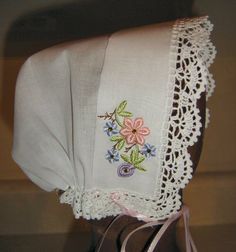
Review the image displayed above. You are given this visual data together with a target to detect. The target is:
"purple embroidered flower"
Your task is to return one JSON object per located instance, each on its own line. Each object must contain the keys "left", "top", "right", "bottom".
{"left": 117, "top": 163, "right": 135, "bottom": 177}
{"left": 105, "top": 149, "right": 120, "bottom": 163}
{"left": 103, "top": 121, "right": 119, "bottom": 136}
{"left": 141, "top": 143, "right": 156, "bottom": 158}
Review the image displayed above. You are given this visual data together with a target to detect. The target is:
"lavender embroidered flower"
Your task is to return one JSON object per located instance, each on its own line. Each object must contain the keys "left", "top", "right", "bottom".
{"left": 117, "top": 163, "right": 135, "bottom": 177}
{"left": 141, "top": 143, "right": 157, "bottom": 158}
{"left": 103, "top": 121, "right": 119, "bottom": 136}
{"left": 105, "top": 149, "right": 120, "bottom": 163}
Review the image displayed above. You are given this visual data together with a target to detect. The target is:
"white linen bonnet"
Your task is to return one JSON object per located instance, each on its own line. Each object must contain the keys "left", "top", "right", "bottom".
{"left": 12, "top": 16, "right": 216, "bottom": 222}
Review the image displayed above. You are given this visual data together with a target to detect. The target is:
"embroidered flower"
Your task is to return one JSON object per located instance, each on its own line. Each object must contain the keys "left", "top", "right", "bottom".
{"left": 103, "top": 121, "right": 119, "bottom": 136}
{"left": 105, "top": 149, "right": 120, "bottom": 163}
{"left": 141, "top": 143, "right": 157, "bottom": 158}
{"left": 120, "top": 117, "right": 150, "bottom": 145}
{"left": 98, "top": 100, "right": 157, "bottom": 177}
{"left": 117, "top": 163, "right": 135, "bottom": 177}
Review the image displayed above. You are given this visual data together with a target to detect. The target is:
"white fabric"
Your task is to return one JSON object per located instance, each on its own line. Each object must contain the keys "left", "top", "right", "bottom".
{"left": 12, "top": 16, "right": 216, "bottom": 220}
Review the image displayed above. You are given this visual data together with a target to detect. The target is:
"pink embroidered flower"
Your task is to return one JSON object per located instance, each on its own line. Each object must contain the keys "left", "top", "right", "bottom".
{"left": 120, "top": 117, "right": 150, "bottom": 145}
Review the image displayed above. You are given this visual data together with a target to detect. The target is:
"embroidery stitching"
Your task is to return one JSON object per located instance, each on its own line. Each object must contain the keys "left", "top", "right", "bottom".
{"left": 98, "top": 100, "right": 157, "bottom": 177}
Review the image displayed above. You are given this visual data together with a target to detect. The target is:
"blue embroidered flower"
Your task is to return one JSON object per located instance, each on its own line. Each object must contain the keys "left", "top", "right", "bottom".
{"left": 141, "top": 143, "right": 156, "bottom": 158}
{"left": 105, "top": 149, "right": 120, "bottom": 163}
{"left": 103, "top": 121, "right": 119, "bottom": 136}
{"left": 117, "top": 163, "right": 135, "bottom": 177}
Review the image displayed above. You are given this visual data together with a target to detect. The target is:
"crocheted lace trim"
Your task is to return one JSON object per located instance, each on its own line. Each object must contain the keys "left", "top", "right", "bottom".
{"left": 59, "top": 16, "right": 216, "bottom": 220}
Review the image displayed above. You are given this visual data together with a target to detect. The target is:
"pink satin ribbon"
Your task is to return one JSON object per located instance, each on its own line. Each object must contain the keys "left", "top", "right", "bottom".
{"left": 96, "top": 193, "right": 197, "bottom": 252}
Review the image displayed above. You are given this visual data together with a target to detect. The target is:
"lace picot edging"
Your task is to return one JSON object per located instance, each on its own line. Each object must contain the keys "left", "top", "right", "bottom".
{"left": 58, "top": 16, "right": 216, "bottom": 221}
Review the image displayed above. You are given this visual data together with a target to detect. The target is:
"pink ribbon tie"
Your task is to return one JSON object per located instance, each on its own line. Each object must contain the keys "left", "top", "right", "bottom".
{"left": 96, "top": 194, "right": 197, "bottom": 252}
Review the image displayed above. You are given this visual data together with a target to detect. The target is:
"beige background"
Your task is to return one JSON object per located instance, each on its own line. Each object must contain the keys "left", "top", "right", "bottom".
{"left": 0, "top": 0, "right": 235, "bottom": 251}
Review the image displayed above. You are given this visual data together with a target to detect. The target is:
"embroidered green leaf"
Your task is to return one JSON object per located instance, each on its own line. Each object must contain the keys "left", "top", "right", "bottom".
{"left": 117, "top": 100, "right": 127, "bottom": 114}
{"left": 115, "top": 109, "right": 124, "bottom": 127}
{"left": 130, "top": 150, "right": 136, "bottom": 163}
{"left": 110, "top": 135, "right": 123, "bottom": 142}
{"left": 119, "top": 111, "right": 133, "bottom": 117}
{"left": 135, "top": 164, "right": 147, "bottom": 171}
{"left": 121, "top": 154, "right": 131, "bottom": 163}
{"left": 134, "top": 156, "right": 145, "bottom": 165}
{"left": 134, "top": 146, "right": 139, "bottom": 160}
{"left": 117, "top": 139, "right": 125, "bottom": 150}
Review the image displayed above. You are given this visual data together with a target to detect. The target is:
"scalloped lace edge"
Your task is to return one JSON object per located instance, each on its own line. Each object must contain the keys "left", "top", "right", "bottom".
{"left": 58, "top": 16, "right": 216, "bottom": 221}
